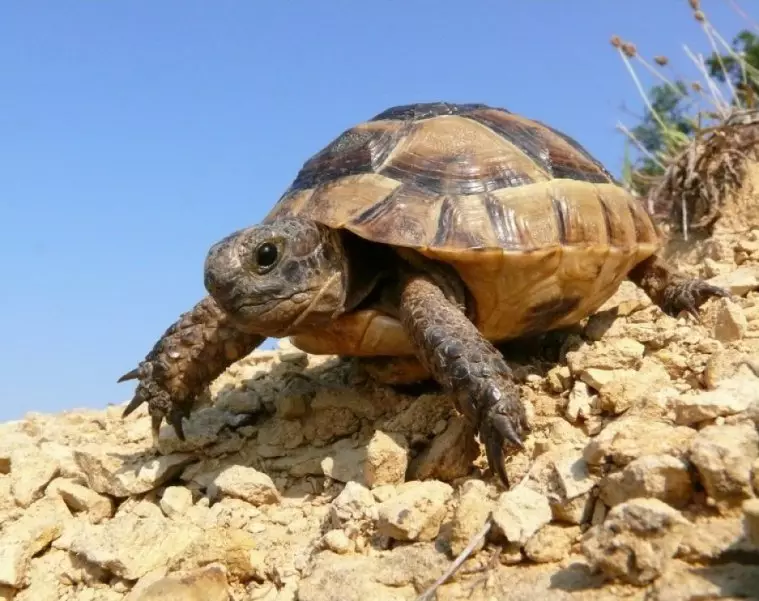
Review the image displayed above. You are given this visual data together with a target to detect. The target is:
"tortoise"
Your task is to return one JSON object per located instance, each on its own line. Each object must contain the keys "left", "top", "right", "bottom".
{"left": 119, "top": 102, "right": 728, "bottom": 485}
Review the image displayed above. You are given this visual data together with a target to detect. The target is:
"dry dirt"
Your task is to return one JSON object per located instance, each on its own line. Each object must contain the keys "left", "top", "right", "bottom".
{"left": 3, "top": 225, "right": 759, "bottom": 600}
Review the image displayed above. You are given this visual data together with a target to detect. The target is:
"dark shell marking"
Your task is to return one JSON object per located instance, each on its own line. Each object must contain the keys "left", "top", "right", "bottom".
{"left": 263, "top": 102, "right": 654, "bottom": 256}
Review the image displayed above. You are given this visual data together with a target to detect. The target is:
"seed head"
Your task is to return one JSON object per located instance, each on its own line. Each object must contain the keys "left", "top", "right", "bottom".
{"left": 688, "top": 0, "right": 700, "bottom": 10}
{"left": 691, "top": 81, "right": 703, "bottom": 92}
{"left": 694, "top": 10, "right": 705, "bottom": 22}
{"left": 610, "top": 35, "right": 622, "bottom": 48}
{"left": 654, "top": 55, "right": 669, "bottom": 66}
{"left": 622, "top": 42, "right": 637, "bottom": 58}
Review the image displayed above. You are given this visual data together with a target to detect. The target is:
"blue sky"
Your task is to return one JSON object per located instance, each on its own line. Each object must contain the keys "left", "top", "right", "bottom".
{"left": 0, "top": 1, "right": 751, "bottom": 421}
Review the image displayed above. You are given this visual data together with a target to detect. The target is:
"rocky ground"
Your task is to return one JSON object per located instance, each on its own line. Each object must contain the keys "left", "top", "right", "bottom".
{"left": 3, "top": 229, "right": 759, "bottom": 600}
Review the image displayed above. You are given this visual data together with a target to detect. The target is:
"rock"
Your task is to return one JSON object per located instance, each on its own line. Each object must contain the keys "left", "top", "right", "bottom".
{"left": 9, "top": 447, "right": 60, "bottom": 508}
{"left": 523, "top": 524, "right": 580, "bottom": 563}
{"left": 300, "top": 390, "right": 364, "bottom": 444}
{"left": 671, "top": 373, "right": 759, "bottom": 425}
{"left": 547, "top": 451, "right": 597, "bottom": 501}
{"left": 46, "top": 478, "right": 114, "bottom": 523}
{"left": 564, "top": 381, "right": 595, "bottom": 423}
{"left": 321, "top": 529, "right": 353, "bottom": 554}
{"left": 583, "top": 417, "right": 696, "bottom": 466}
{"left": 677, "top": 516, "right": 745, "bottom": 561}
{"left": 0, "top": 432, "right": 37, "bottom": 475}
{"left": 74, "top": 444, "right": 193, "bottom": 498}
{"left": 159, "top": 486, "right": 193, "bottom": 519}
{"left": 8, "top": 316, "right": 759, "bottom": 600}
{"left": 376, "top": 480, "right": 452, "bottom": 542}
{"left": 600, "top": 454, "right": 693, "bottom": 508}
{"left": 702, "top": 297, "right": 748, "bottom": 341}
{"left": 329, "top": 481, "right": 378, "bottom": 527}
{"left": 409, "top": 416, "right": 478, "bottom": 482}
{"left": 0, "top": 497, "right": 71, "bottom": 588}
{"left": 702, "top": 348, "right": 747, "bottom": 389}
{"left": 168, "top": 528, "right": 261, "bottom": 580}
{"left": 707, "top": 265, "right": 759, "bottom": 295}
{"left": 448, "top": 479, "right": 494, "bottom": 555}
{"left": 364, "top": 431, "right": 408, "bottom": 488}
{"left": 581, "top": 498, "right": 690, "bottom": 585}
{"left": 204, "top": 497, "right": 261, "bottom": 532}
{"left": 491, "top": 486, "right": 552, "bottom": 545}
{"left": 647, "top": 558, "right": 759, "bottom": 601}
{"left": 579, "top": 367, "right": 620, "bottom": 390}
{"left": 566, "top": 337, "right": 645, "bottom": 373}
{"left": 132, "top": 564, "right": 229, "bottom": 601}
{"left": 744, "top": 498, "right": 759, "bottom": 546}
{"left": 597, "top": 360, "right": 672, "bottom": 415}
{"left": 689, "top": 423, "right": 759, "bottom": 505}
{"left": 296, "top": 552, "right": 418, "bottom": 601}
{"left": 596, "top": 280, "right": 652, "bottom": 315}
{"left": 213, "top": 387, "right": 262, "bottom": 415}
{"left": 156, "top": 407, "right": 243, "bottom": 453}
{"left": 551, "top": 492, "right": 595, "bottom": 525}
{"left": 211, "top": 465, "right": 280, "bottom": 506}
{"left": 545, "top": 365, "right": 572, "bottom": 393}
{"left": 524, "top": 447, "right": 597, "bottom": 505}
{"left": 10, "top": 547, "right": 110, "bottom": 601}
{"left": 320, "top": 444, "right": 365, "bottom": 484}
{"left": 65, "top": 514, "right": 203, "bottom": 580}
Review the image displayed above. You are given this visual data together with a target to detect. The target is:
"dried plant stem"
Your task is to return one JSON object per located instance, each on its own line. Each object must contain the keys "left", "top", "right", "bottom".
{"left": 701, "top": 19, "right": 742, "bottom": 108}
{"left": 707, "top": 18, "right": 752, "bottom": 89}
{"left": 616, "top": 122, "right": 667, "bottom": 170}
{"left": 617, "top": 48, "right": 669, "bottom": 131}
{"left": 726, "top": 0, "right": 759, "bottom": 33}
{"left": 414, "top": 517, "right": 494, "bottom": 601}
{"left": 635, "top": 55, "right": 688, "bottom": 99}
{"left": 683, "top": 44, "right": 731, "bottom": 116}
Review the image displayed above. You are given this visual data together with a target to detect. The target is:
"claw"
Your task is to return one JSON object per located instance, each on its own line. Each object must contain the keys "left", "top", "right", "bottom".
{"left": 485, "top": 432, "right": 510, "bottom": 488}
{"left": 150, "top": 414, "right": 163, "bottom": 440}
{"left": 664, "top": 280, "right": 731, "bottom": 320}
{"left": 117, "top": 367, "right": 141, "bottom": 383}
{"left": 492, "top": 413, "right": 524, "bottom": 450}
{"left": 122, "top": 392, "right": 147, "bottom": 418}
{"left": 168, "top": 406, "right": 187, "bottom": 441}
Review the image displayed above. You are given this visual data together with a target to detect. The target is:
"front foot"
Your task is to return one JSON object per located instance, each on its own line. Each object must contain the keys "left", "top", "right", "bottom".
{"left": 119, "top": 360, "right": 194, "bottom": 440}
{"left": 661, "top": 279, "right": 730, "bottom": 319}
{"left": 399, "top": 274, "right": 530, "bottom": 487}
{"left": 118, "top": 296, "right": 265, "bottom": 440}
{"left": 467, "top": 379, "right": 529, "bottom": 486}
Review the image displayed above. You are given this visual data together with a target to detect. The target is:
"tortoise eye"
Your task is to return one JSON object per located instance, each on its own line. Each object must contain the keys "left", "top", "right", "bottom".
{"left": 255, "top": 242, "right": 279, "bottom": 272}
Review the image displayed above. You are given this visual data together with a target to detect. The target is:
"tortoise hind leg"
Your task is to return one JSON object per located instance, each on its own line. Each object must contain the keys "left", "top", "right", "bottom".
{"left": 398, "top": 274, "right": 528, "bottom": 486}
{"left": 627, "top": 254, "right": 730, "bottom": 318}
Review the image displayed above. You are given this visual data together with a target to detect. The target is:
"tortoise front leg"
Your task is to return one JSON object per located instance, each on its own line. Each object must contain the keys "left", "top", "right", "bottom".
{"left": 627, "top": 253, "right": 730, "bottom": 318}
{"left": 399, "top": 274, "right": 528, "bottom": 486}
{"left": 119, "top": 295, "right": 265, "bottom": 439}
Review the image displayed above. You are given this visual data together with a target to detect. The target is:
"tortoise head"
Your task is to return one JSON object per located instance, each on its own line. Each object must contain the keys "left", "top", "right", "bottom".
{"left": 203, "top": 217, "right": 349, "bottom": 336}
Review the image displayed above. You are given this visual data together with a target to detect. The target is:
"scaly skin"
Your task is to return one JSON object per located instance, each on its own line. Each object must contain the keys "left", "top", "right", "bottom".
{"left": 120, "top": 218, "right": 354, "bottom": 440}
{"left": 119, "top": 295, "right": 265, "bottom": 438}
{"left": 628, "top": 253, "right": 730, "bottom": 318}
{"left": 399, "top": 275, "right": 529, "bottom": 486}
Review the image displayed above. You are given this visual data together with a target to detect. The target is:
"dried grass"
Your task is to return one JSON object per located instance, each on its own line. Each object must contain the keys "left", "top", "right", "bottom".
{"left": 650, "top": 108, "right": 759, "bottom": 234}
{"left": 613, "top": 1, "right": 759, "bottom": 240}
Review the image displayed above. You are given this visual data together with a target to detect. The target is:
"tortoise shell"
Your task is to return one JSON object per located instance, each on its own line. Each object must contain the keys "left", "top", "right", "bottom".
{"left": 263, "top": 102, "right": 660, "bottom": 356}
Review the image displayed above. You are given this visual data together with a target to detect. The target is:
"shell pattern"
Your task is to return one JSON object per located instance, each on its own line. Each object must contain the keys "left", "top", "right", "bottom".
{"left": 264, "top": 102, "right": 660, "bottom": 355}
